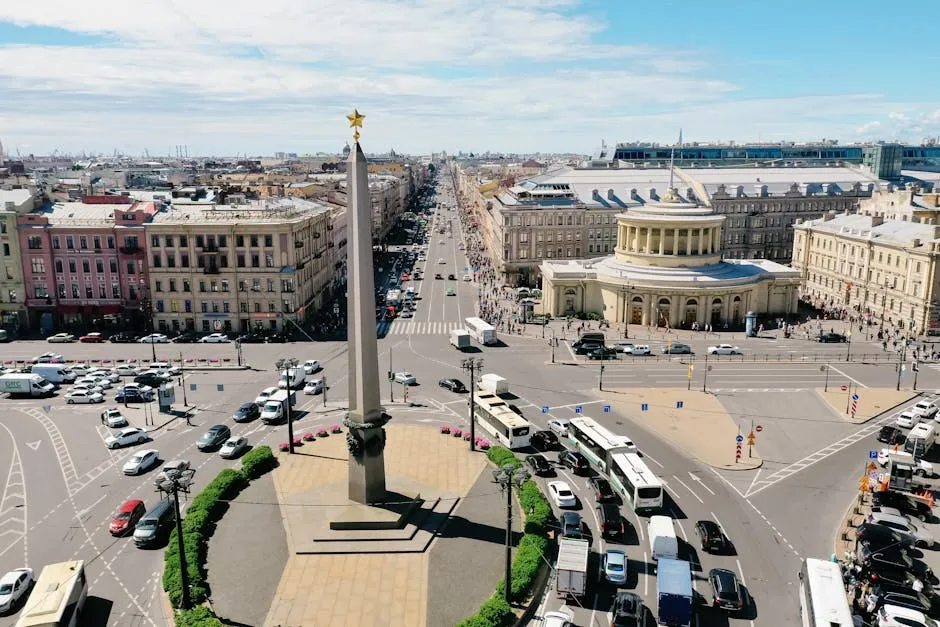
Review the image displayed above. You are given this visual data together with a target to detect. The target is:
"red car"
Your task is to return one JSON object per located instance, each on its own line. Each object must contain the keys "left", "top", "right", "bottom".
{"left": 80, "top": 332, "right": 105, "bottom": 343}
{"left": 109, "top": 499, "right": 146, "bottom": 536}
{"left": 401, "top": 274, "right": 410, "bottom": 281}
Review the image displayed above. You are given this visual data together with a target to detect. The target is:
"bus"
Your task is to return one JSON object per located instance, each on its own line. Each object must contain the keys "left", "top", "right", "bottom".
{"left": 16, "top": 560, "right": 87, "bottom": 627}
{"left": 798, "top": 558, "right": 853, "bottom": 627}
{"left": 470, "top": 391, "right": 532, "bottom": 449}
{"left": 565, "top": 416, "right": 637, "bottom": 473}
{"left": 609, "top": 453, "right": 664, "bottom": 513}
{"left": 464, "top": 317, "right": 497, "bottom": 346}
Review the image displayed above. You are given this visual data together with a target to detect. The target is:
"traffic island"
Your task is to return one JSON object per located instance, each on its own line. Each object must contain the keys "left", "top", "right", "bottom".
{"left": 602, "top": 387, "right": 763, "bottom": 470}
{"left": 815, "top": 388, "right": 917, "bottom": 424}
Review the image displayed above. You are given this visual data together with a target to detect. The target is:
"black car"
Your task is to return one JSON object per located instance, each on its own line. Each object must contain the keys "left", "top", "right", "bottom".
{"left": 877, "top": 426, "right": 907, "bottom": 445}
{"left": 134, "top": 372, "right": 170, "bottom": 387}
{"left": 525, "top": 454, "right": 553, "bottom": 476}
{"left": 235, "top": 333, "right": 266, "bottom": 344}
{"left": 115, "top": 388, "right": 153, "bottom": 403}
{"left": 530, "top": 430, "right": 560, "bottom": 450}
{"left": 856, "top": 522, "right": 914, "bottom": 549}
{"left": 595, "top": 502, "right": 623, "bottom": 539}
{"left": 438, "top": 378, "right": 467, "bottom": 393}
{"left": 708, "top": 568, "right": 744, "bottom": 612}
{"left": 559, "top": 450, "right": 590, "bottom": 475}
{"left": 589, "top": 476, "right": 616, "bottom": 502}
{"left": 434, "top": 273, "right": 443, "bottom": 279}
{"left": 818, "top": 332, "right": 848, "bottom": 343}
{"left": 447, "top": 274, "right": 456, "bottom": 280}
{"left": 574, "top": 343, "right": 603, "bottom": 355}
{"left": 612, "top": 591, "right": 645, "bottom": 626}
{"left": 859, "top": 544, "right": 932, "bottom": 581}
{"left": 865, "top": 562, "right": 921, "bottom": 589}
{"left": 109, "top": 332, "right": 138, "bottom": 343}
{"left": 171, "top": 332, "right": 200, "bottom": 343}
{"left": 233, "top": 402, "right": 260, "bottom": 423}
{"left": 197, "top": 425, "right": 231, "bottom": 451}
{"left": 872, "top": 490, "right": 932, "bottom": 522}
{"left": 264, "top": 332, "right": 289, "bottom": 343}
{"left": 694, "top": 520, "right": 727, "bottom": 553}
{"left": 558, "top": 511, "right": 582, "bottom": 538}
{"left": 873, "top": 583, "right": 935, "bottom": 616}
{"left": 587, "top": 346, "right": 618, "bottom": 360}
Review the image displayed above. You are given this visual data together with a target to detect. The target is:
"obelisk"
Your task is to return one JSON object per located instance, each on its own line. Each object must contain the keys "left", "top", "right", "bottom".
{"left": 343, "top": 110, "right": 389, "bottom": 504}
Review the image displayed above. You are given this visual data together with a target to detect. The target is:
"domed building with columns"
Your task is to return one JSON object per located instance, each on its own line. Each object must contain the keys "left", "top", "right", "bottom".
{"left": 539, "top": 186, "right": 800, "bottom": 328}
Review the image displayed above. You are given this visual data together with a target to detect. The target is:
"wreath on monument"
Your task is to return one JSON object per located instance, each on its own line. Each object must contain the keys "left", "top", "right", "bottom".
{"left": 343, "top": 412, "right": 391, "bottom": 459}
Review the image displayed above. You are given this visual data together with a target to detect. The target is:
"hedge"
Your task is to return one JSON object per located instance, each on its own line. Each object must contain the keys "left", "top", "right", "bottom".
{"left": 163, "top": 452, "right": 275, "bottom": 614}
{"left": 486, "top": 445, "right": 521, "bottom": 470}
{"left": 496, "top": 534, "right": 548, "bottom": 601}
{"left": 457, "top": 594, "right": 515, "bottom": 627}
{"left": 175, "top": 606, "right": 223, "bottom": 627}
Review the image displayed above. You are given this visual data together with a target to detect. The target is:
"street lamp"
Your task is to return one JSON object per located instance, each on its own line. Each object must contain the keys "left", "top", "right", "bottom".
{"left": 880, "top": 280, "right": 889, "bottom": 335}
{"left": 156, "top": 468, "right": 196, "bottom": 610}
{"left": 276, "top": 357, "right": 299, "bottom": 453}
{"left": 461, "top": 357, "right": 484, "bottom": 450}
{"left": 620, "top": 282, "right": 634, "bottom": 339}
{"left": 492, "top": 463, "right": 530, "bottom": 606}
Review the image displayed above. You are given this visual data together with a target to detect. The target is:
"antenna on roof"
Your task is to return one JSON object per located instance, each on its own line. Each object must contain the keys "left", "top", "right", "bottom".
{"left": 668, "top": 129, "right": 682, "bottom": 191}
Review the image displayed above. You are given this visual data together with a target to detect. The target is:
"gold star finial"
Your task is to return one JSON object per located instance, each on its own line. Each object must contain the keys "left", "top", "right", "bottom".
{"left": 346, "top": 109, "right": 365, "bottom": 143}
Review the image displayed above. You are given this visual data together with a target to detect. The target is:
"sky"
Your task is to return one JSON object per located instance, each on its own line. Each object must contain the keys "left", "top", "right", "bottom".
{"left": 1, "top": 0, "right": 939, "bottom": 157}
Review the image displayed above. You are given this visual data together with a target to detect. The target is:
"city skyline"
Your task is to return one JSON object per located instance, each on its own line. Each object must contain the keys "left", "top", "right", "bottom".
{"left": 1, "top": 0, "right": 939, "bottom": 156}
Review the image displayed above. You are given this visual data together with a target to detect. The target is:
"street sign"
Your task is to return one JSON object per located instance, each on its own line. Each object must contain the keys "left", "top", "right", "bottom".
{"left": 676, "top": 401, "right": 684, "bottom": 409}
{"left": 736, "top": 435, "right": 744, "bottom": 443}
{"left": 542, "top": 406, "right": 549, "bottom": 414}
{"left": 852, "top": 394, "right": 859, "bottom": 401}
{"left": 641, "top": 403, "right": 648, "bottom": 411}
{"left": 603, "top": 405, "right": 611, "bottom": 413}
{"left": 747, "top": 436, "right": 756, "bottom": 446}
{"left": 748, "top": 431, "right": 756, "bottom": 439}
{"left": 190, "top": 384, "right": 197, "bottom": 392}
{"left": 841, "top": 385, "right": 848, "bottom": 391}
{"left": 217, "top": 384, "right": 224, "bottom": 392}
{"left": 755, "top": 425, "right": 763, "bottom": 433}
{"left": 867, "top": 462, "right": 877, "bottom": 472}
{"left": 575, "top": 405, "right": 583, "bottom": 414}
{"left": 869, "top": 450, "right": 878, "bottom": 459}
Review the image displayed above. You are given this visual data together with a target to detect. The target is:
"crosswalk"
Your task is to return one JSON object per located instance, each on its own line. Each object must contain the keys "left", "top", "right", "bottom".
{"left": 384, "top": 321, "right": 466, "bottom": 335}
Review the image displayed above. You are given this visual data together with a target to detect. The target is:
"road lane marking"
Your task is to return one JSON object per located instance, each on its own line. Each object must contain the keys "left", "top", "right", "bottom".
{"left": 688, "top": 472, "right": 715, "bottom": 495}
{"left": 672, "top": 475, "right": 704, "bottom": 503}
{"left": 826, "top": 364, "right": 869, "bottom": 388}
{"left": 675, "top": 519, "right": 688, "bottom": 542}
{"left": 744, "top": 468, "right": 762, "bottom": 496}
{"left": 0, "top": 422, "right": 27, "bottom": 564}
{"left": 642, "top": 453, "right": 663, "bottom": 468}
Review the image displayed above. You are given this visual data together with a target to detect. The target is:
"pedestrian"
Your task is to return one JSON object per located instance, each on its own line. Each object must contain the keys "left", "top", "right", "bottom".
{"left": 100, "top": 411, "right": 106, "bottom": 426}
{"left": 913, "top": 577, "right": 924, "bottom": 593}
{"left": 865, "top": 592, "right": 878, "bottom": 615}
{"left": 185, "top": 412, "right": 193, "bottom": 426}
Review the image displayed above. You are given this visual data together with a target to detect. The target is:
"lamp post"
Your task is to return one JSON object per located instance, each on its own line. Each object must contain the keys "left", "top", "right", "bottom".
{"left": 620, "top": 282, "right": 634, "bottom": 339}
{"left": 461, "top": 357, "right": 484, "bottom": 451}
{"left": 156, "top": 468, "right": 196, "bottom": 610}
{"left": 178, "top": 351, "right": 188, "bottom": 407}
{"left": 276, "top": 357, "right": 298, "bottom": 453}
{"left": 492, "top": 463, "right": 530, "bottom": 606}
{"left": 880, "top": 280, "right": 889, "bottom": 335}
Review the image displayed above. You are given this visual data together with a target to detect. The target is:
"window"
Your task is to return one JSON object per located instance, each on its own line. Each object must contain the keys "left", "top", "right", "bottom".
{"left": 28, "top": 236, "right": 42, "bottom": 250}
{"left": 179, "top": 235, "right": 188, "bottom": 247}
{"left": 31, "top": 258, "right": 45, "bottom": 274}
{"left": 165, "top": 235, "right": 173, "bottom": 247}
{"left": 210, "top": 280, "right": 218, "bottom": 292}
{"left": 96, "top": 259, "right": 104, "bottom": 273}
{"left": 69, "top": 259, "right": 77, "bottom": 273}
{"left": 65, "top": 236, "right": 75, "bottom": 249}
{"left": 55, "top": 259, "right": 63, "bottom": 273}
{"left": 181, "top": 253, "right": 189, "bottom": 267}
{"left": 112, "top": 284, "right": 120, "bottom": 298}
{"left": 85, "top": 285, "right": 93, "bottom": 298}
{"left": 107, "top": 236, "right": 115, "bottom": 249}
{"left": 201, "top": 301, "right": 208, "bottom": 313}
{"left": 221, "top": 280, "right": 229, "bottom": 292}
{"left": 51, "top": 236, "right": 59, "bottom": 249}
{"left": 237, "top": 254, "right": 246, "bottom": 268}
{"left": 2, "top": 243, "right": 8, "bottom": 256}
{"left": 166, "top": 253, "right": 175, "bottom": 268}
{"left": 267, "top": 279, "right": 275, "bottom": 292}
{"left": 34, "top": 284, "right": 47, "bottom": 298}
{"left": 251, "top": 235, "right": 259, "bottom": 247}
{"left": 152, "top": 254, "right": 162, "bottom": 268}
{"left": 240, "top": 302, "right": 248, "bottom": 313}
{"left": 98, "top": 284, "right": 106, "bottom": 298}
{"left": 238, "top": 280, "right": 247, "bottom": 291}
{"left": 79, "top": 236, "right": 87, "bottom": 249}
{"left": 223, "top": 301, "right": 230, "bottom": 313}
{"left": 251, "top": 254, "right": 260, "bottom": 268}
{"left": 196, "top": 235, "right": 205, "bottom": 248}
{"left": 155, "top": 280, "right": 163, "bottom": 292}
{"left": 128, "top": 285, "right": 137, "bottom": 299}
{"left": 264, "top": 235, "right": 273, "bottom": 247}
{"left": 268, "top": 302, "right": 276, "bottom": 312}
{"left": 82, "top": 259, "right": 90, "bottom": 273}
{"left": 218, "top": 254, "right": 228, "bottom": 268}
{"left": 183, "top": 279, "right": 191, "bottom": 292}
{"left": 265, "top": 253, "right": 275, "bottom": 267}
{"left": 169, "top": 279, "right": 177, "bottom": 292}
{"left": 252, "top": 279, "right": 261, "bottom": 291}
{"left": 199, "top": 281, "right": 206, "bottom": 292}
{"left": 151, "top": 236, "right": 160, "bottom": 248}
{"left": 236, "top": 235, "right": 245, "bottom": 247}
{"left": 71, "top": 283, "right": 79, "bottom": 298}
{"left": 254, "top": 302, "right": 261, "bottom": 313}
{"left": 123, "top": 236, "right": 138, "bottom": 249}
{"left": 197, "top": 255, "right": 205, "bottom": 269}
{"left": 7, "top": 289, "right": 15, "bottom": 303}
{"left": 109, "top": 258, "right": 117, "bottom": 273}
{"left": 57, "top": 284, "right": 65, "bottom": 298}
{"left": 185, "top": 299, "right": 192, "bottom": 313}
{"left": 211, "top": 301, "right": 219, "bottom": 313}
{"left": 219, "top": 235, "right": 227, "bottom": 247}
{"left": 156, "top": 300, "right": 164, "bottom": 313}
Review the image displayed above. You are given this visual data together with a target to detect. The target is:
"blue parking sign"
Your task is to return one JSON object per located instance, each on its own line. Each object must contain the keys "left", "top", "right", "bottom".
{"left": 676, "top": 401, "right": 684, "bottom": 409}
{"left": 542, "top": 406, "right": 549, "bottom": 414}
{"left": 641, "top": 403, "right": 648, "bottom": 411}
{"left": 575, "top": 405, "right": 583, "bottom": 414}
{"left": 869, "top": 450, "right": 878, "bottom": 459}
{"left": 603, "top": 404, "right": 611, "bottom": 413}
{"left": 217, "top": 384, "right": 224, "bottom": 392}
{"left": 190, "top": 384, "right": 197, "bottom": 392}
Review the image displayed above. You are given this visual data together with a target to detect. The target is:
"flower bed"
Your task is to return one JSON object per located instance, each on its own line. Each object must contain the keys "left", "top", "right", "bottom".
{"left": 302, "top": 432, "right": 315, "bottom": 442}
{"left": 316, "top": 428, "right": 329, "bottom": 438}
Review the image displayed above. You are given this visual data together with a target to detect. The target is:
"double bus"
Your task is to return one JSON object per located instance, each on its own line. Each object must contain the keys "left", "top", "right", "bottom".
{"left": 798, "top": 558, "right": 853, "bottom": 627}
{"left": 16, "top": 560, "right": 87, "bottom": 627}
{"left": 609, "top": 452, "right": 664, "bottom": 513}
{"left": 565, "top": 416, "right": 637, "bottom": 473}
{"left": 470, "top": 391, "right": 532, "bottom": 449}
{"left": 464, "top": 317, "right": 497, "bottom": 346}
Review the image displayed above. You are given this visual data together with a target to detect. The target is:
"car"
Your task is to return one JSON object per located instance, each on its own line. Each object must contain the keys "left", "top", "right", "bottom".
{"left": 303, "top": 378, "right": 325, "bottom": 395}
{"left": 112, "top": 364, "right": 141, "bottom": 377}
{"left": 88, "top": 369, "right": 121, "bottom": 383}
{"left": 530, "top": 430, "right": 560, "bottom": 450}
{"left": 198, "top": 333, "right": 230, "bottom": 343}
{"left": 401, "top": 273, "right": 410, "bottom": 282}
{"left": 708, "top": 344, "right": 741, "bottom": 355}
{"left": 70, "top": 382, "right": 104, "bottom": 395}
{"left": 101, "top": 408, "right": 128, "bottom": 428}
{"left": 134, "top": 371, "right": 170, "bottom": 387}
{"left": 873, "top": 584, "right": 934, "bottom": 616}
{"left": 400, "top": 309, "right": 414, "bottom": 318}
{"left": 543, "top": 610, "right": 574, "bottom": 627}
{"left": 596, "top": 502, "right": 625, "bottom": 539}
{"left": 108, "top": 332, "right": 138, "bottom": 343}
{"left": 219, "top": 436, "right": 249, "bottom": 459}
{"left": 547, "top": 481, "right": 577, "bottom": 508}
{"left": 438, "top": 258, "right": 446, "bottom": 264}
{"left": 109, "top": 500, "right": 146, "bottom": 536}
{"left": 897, "top": 411, "right": 922, "bottom": 429}
{"left": 0, "top": 568, "right": 34, "bottom": 613}
{"left": 525, "top": 454, "right": 553, "bottom": 476}
{"left": 79, "top": 332, "right": 105, "bottom": 343}
{"left": 603, "top": 549, "right": 628, "bottom": 585}
{"left": 856, "top": 523, "right": 915, "bottom": 550}
{"left": 65, "top": 390, "right": 105, "bottom": 404}
{"left": 462, "top": 274, "right": 472, "bottom": 281}
{"left": 197, "top": 425, "right": 232, "bottom": 451}
{"left": 694, "top": 520, "right": 727, "bottom": 553}
{"left": 612, "top": 591, "right": 645, "bottom": 626}
{"left": 558, "top": 511, "right": 583, "bottom": 538}
{"left": 877, "top": 603, "right": 934, "bottom": 627}
{"left": 138, "top": 333, "right": 170, "bottom": 343}
{"left": 872, "top": 490, "right": 933, "bottom": 522}
{"left": 106, "top": 427, "right": 148, "bottom": 449}
{"left": 612, "top": 341, "right": 634, "bottom": 354}
{"left": 394, "top": 371, "right": 417, "bottom": 385}
{"left": 866, "top": 563, "right": 924, "bottom": 590}
{"left": 866, "top": 511, "right": 936, "bottom": 547}
{"left": 31, "top": 352, "right": 64, "bottom": 363}
{"left": 438, "top": 378, "right": 467, "bottom": 393}
{"left": 859, "top": 545, "right": 932, "bottom": 581}
{"left": 232, "top": 402, "right": 260, "bottom": 423}
{"left": 76, "top": 376, "right": 111, "bottom": 389}
{"left": 913, "top": 401, "right": 938, "bottom": 420}
{"left": 817, "top": 332, "right": 848, "bottom": 343}
{"left": 446, "top": 288, "right": 456, "bottom": 296}
{"left": 708, "top": 568, "right": 744, "bottom": 612}
{"left": 115, "top": 387, "right": 154, "bottom": 403}
{"left": 447, "top": 273, "right": 456, "bottom": 280}
{"left": 548, "top": 419, "right": 570, "bottom": 436}
{"left": 434, "top": 273, "right": 443, "bottom": 279}
{"left": 47, "top": 332, "right": 76, "bottom": 343}
{"left": 255, "top": 386, "right": 279, "bottom": 406}
{"left": 302, "top": 360, "right": 321, "bottom": 374}
{"left": 123, "top": 449, "right": 159, "bottom": 475}
{"left": 559, "top": 450, "right": 590, "bottom": 475}
{"left": 662, "top": 343, "right": 693, "bottom": 354}
{"left": 588, "top": 477, "right": 616, "bottom": 502}
{"left": 264, "top": 332, "right": 290, "bottom": 343}
{"left": 171, "top": 331, "right": 201, "bottom": 343}
{"left": 878, "top": 426, "right": 907, "bottom": 445}
{"left": 574, "top": 342, "right": 603, "bottom": 355}
{"left": 587, "top": 346, "right": 618, "bottom": 360}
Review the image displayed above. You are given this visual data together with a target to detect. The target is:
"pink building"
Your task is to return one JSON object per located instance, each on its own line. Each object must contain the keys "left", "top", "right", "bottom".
{"left": 18, "top": 198, "right": 160, "bottom": 332}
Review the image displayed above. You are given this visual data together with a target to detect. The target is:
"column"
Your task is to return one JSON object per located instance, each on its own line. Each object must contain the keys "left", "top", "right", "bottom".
{"left": 645, "top": 227, "right": 652, "bottom": 253}
{"left": 704, "top": 228, "right": 711, "bottom": 255}
{"left": 673, "top": 229, "right": 679, "bottom": 255}
{"left": 713, "top": 227, "right": 721, "bottom": 252}
{"left": 686, "top": 229, "right": 692, "bottom": 256}
{"left": 658, "top": 228, "right": 665, "bottom": 255}
{"left": 698, "top": 228, "right": 705, "bottom": 255}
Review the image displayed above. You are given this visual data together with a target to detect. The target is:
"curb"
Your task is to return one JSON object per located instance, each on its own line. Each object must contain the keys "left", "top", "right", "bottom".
{"left": 843, "top": 391, "right": 924, "bottom": 425}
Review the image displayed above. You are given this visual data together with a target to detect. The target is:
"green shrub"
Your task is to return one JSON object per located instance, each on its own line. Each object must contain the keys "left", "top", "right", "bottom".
{"left": 241, "top": 445, "right": 276, "bottom": 479}
{"left": 175, "top": 605, "right": 223, "bottom": 627}
{"left": 518, "top": 480, "right": 551, "bottom": 534}
{"left": 496, "top": 534, "right": 547, "bottom": 601}
{"left": 485, "top": 446, "right": 520, "bottom": 470}
{"left": 457, "top": 594, "right": 515, "bottom": 627}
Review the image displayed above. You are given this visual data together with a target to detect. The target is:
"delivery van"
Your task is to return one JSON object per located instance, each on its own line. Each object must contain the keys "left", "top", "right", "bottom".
{"left": 648, "top": 515, "right": 679, "bottom": 561}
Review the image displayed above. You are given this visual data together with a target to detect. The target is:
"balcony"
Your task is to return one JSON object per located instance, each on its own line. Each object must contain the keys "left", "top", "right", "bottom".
{"left": 203, "top": 266, "right": 221, "bottom": 275}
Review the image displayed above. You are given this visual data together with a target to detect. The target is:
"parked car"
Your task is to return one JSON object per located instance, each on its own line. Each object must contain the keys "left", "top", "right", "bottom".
{"left": 872, "top": 490, "right": 933, "bottom": 522}
{"left": 873, "top": 583, "right": 934, "bottom": 616}
{"left": 589, "top": 477, "right": 616, "bottom": 502}
{"left": 878, "top": 426, "right": 908, "bottom": 445}
{"left": 625, "top": 344, "right": 651, "bottom": 356}
{"left": 603, "top": 549, "right": 628, "bottom": 585}
{"left": 123, "top": 449, "right": 160, "bottom": 475}
{"left": 112, "top": 364, "right": 141, "bottom": 377}
{"left": 303, "top": 378, "right": 325, "bottom": 395}
{"left": 109, "top": 500, "right": 146, "bottom": 536}
{"left": 31, "top": 352, "right": 64, "bottom": 363}
{"left": 219, "top": 436, "right": 249, "bottom": 459}
{"left": 543, "top": 610, "right": 574, "bottom": 627}
{"left": 866, "top": 512, "right": 936, "bottom": 548}
{"left": 137, "top": 333, "right": 169, "bottom": 344}
{"left": 438, "top": 378, "right": 467, "bottom": 393}
{"left": 47, "top": 333, "right": 76, "bottom": 343}
{"left": 115, "top": 387, "right": 154, "bottom": 403}
{"left": 708, "top": 568, "right": 745, "bottom": 612}
{"left": 301, "top": 360, "right": 321, "bottom": 374}
{"left": 79, "top": 332, "right": 105, "bottom": 343}
{"left": 548, "top": 419, "right": 570, "bottom": 436}
{"left": 856, "top": 523, "right": 915, "bottom": 550}
{"left": 134, "top": 371, "right": 170, "bottom": 387}
{"left": 587, "top": 346, "right": 619, "bottom": 360}
{"left": 574, "top": 342, "right": 603, "bottom": 355}
{"left": 171, "top": 332, "right": 201, "bottom": 343}
{"left": 558, "top": 512, "right": 583, "bottom": 538}
{"left": 817, "top": 332, "right": 848, "bottom": 343}
{"left": 197, "top": 425, "right": 231, "bottom": 451}
{"left": 708, "top": 344, "right": 741, "bottom": 355}
{"left": 547, "top": 481, "right": 576, "bottom": 508}
{"left": 393, "top": 371, "right": 417, "bottom": 385}
{"left": 65, "top": 389, "right": 104, "bottom": 404}
{"left": 558, "top": 450, "right": 590, "bottom": 475}
{"left": 596, "top": 502, "right": 624, "bottom": 539}
{"left": 695, "top": 520, "right": 728, "bottom": 553}
{"left": 101, "top": 408, "right": 128, "bottom": 428}
{"left": 530, "top": 430, "right": 560, "bottom": 450}
{"left": 198, "top": 333, "right": 230, "bottom": 343}
{"left": 108, "top": 332, "right": 138, "bottom": 343}
{"left": 525, "top": 454, "right": 553, "bottom": 476}
{"left": 0, "top": 568, "right": 34, "bottom": 613}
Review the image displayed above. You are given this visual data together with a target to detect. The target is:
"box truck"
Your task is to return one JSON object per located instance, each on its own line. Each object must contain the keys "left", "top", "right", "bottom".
{"left": 905, "top": 423, "right": 937, "bottom": 456}
{"left": 0, "top": 373, "right": 56, "bottom": 397}
{"left": 261, "top": 389, "right": 296, "bottom": 424}
{"left": 31, "top": 363, "right": 77, "bottom": 384}
{"left": 657, "top": 558, "right": 693, "bottom": 626}
{"left": 479, "top": 373, "right": 509, "bottom": 395}
{"left": 556, "top": 536, "right": 589, "bottom": 598}
{"left": 450, "top": 329, "right": 471, "bottom": 351}
{"left": 278, "top": 367, "right": 306, "bottom": 390}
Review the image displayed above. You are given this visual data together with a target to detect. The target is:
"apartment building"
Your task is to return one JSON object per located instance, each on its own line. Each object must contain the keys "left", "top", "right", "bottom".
{"left": 16, "top": 198, "right": 159, "bottom": 332}
{"left": 144, "top": 198, "right": 332, "bottom": 334}
{"left": 307, "top": 173, "right": 404, "bottom": 241}
{"left": 0, "top": 188, "right": 38, "bottom": 332}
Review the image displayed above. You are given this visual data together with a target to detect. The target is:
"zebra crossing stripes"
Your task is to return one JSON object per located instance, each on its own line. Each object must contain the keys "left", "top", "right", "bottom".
{"left": 386, "top": 321, "right": 466, "bottom": 335}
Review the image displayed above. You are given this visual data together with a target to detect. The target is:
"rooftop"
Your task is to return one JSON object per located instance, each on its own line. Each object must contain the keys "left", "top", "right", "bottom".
{"left": 150, "top": 197, "right": 330, "bottom": 225}
{"left": 0, "top": 188, "right": 33, "bottom": 208}
{"left": 795, "top": 212, "right": 940, "bottom": 246}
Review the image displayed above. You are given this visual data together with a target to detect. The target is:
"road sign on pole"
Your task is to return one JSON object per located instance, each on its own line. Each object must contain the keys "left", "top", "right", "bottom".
{"left": 852, "top": 394, "right": 859, "bottom": 401}
{"left": 541, "top": 406, "right": 549, "bottom": 414}
{"left": 603, "top": 404, "right": 611, "bottom": 413}
{"left": 641, "top": 403, "right": 648, "bottom": 411}
{"left": 869, "top": 450, "right": 878, "bottom": 459}
{"left": 676, "top": 401, "right": 684, "bottom": 409}
{"left": 755, "top": 425, "right": 763, "bottom": 433}
{"left": 575, "top": 405, "right": 583, "bottom": 414}
{"left": 736, "top": 435, "right": 744, "bottom": 443}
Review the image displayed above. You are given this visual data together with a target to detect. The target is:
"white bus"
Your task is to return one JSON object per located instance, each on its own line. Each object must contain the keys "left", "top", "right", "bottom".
{"left": 609, "top": 453, "right": 664, "bottom": 513}
{"left": 471, "top": 391, "right": 532, "bottom": 449}
{"left": 16, "top": 560, "right": 87, "bottom": 627}
{"left": 798, "top": 558, "right": 853, "bottom": 627}
{"left": 464, "top": 317, "right": 497, "bottom": 346}
{"left": 565, "top": 416, "right": 637, "bottom": 473}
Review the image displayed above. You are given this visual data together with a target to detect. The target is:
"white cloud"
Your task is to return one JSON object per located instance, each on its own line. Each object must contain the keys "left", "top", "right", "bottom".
{"left": 856, "top": 120, "right": 881, "bottom": 134}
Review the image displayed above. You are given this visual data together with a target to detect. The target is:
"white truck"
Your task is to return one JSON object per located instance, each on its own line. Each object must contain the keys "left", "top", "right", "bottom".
{"left": 648, "top": 515, "right": 679, "bottom": 561}
{"left": 0, "top": 373, "right": 56, "bottom": 397}
{"left": 450, "top": 329, "right": 471, "bottom": 351}
{"left": 30, "top": 363, "right": 76, "bottom": 384}
{"left": 278, "top": 367, "right": 306, "bottom": 390}
{"left": 905, "top": 423, "right": 938, "bottom": 456}
{"left": 479, "top": 373, "right": 509, "bottom": 395}
{"left": 386, "top": 289, "right": 402, "bottom": 308}
{"left": 261, "top": 389, "right": 296, "bottom": 424}
{"left": 556, "top": 536, "right": 589, "bottom": 599}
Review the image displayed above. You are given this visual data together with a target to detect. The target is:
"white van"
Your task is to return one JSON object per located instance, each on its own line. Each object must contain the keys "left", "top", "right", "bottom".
{"left": 906, "top": 423, "right": 937, "bottom": 455}
{"left": 648, "top": 515, "right": 679, "bottom": 561}
{"left": 30, "top": 363, "right": 76, "bottom": 384}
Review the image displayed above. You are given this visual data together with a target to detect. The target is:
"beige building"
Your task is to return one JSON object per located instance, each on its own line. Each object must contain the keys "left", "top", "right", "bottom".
{"left": 307, "top": 173, "right": 404, "bottom": 241}
{"left": 793, "top": 198, "right": 940, "bottom": 335}
{"left": 0, "top": 188, "right": 38, "bottom": 331}
{"left": 856, "top": 187, "right": 940, "bottom": 223}
{"left": 144, "top": 198, "right": 332, "bottom": 334}
{"left": 541, "top": 189, "right": 799, "bottom": 328}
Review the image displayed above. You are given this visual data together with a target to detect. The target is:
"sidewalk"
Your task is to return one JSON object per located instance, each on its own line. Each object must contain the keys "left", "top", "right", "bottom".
{"left": 816, "top": 388, "right": 918, "bottom": 424}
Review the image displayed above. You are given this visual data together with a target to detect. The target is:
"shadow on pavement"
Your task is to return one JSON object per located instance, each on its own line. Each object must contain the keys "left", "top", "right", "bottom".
{"left": 438, "top": 514, "right": 523, "bottom": 546}
{"left": 80, "top": 596, "right": 114, "bottom": 627}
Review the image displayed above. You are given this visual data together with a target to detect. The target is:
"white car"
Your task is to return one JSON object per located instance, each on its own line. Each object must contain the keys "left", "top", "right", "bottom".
{"left": 896, "top": 411, "right": 921, "bottom": 429}
{"left": 400, "top": 310, "right": 414, "bottom": 319}
{"left": 302, "top": 360, "right": 321, "bottom": 374}
{"left": 65, "top": 389, "right": 104, "bottom": 404}
{"left": 303, "top": 378, "right": 325, "bottom": 395}
{"left": 219, "top": 436, "right": 249, "bottom": 459}
{"left": 548, "top": 419, "right": 570, "bottom": 436}
{"left": 87, "top": 369, "right": 121, "bottom": 383}
{"left": 70, "top": 382, "right": 104, "bottom": 395}
{"left": 68, "top": 364, "right": 93, "bottom": 377}
{"left": 913, "top": 401, "right": 938, "bottom": 420}
{"left": 878, "top": 449, "right": 935, "bottom": 477}
{"left": 547, "top": 481, "right": 577, "bottom": 508}
{"left": 105, "top": 427, "right": 148, "bottom": 449}
{"left": 626, "top": 344, "right": 651, "bottom": 356}
{"left": 462, "top": 274, "right": 472, "bottom": 281}
{"left": 255, "top": 386, "right": 279, "bottom": 406}
{"left": 602, "top": 549, "right": 627, "bottom": 585}
{"left": 438, "top": 258, "right": 446, "bottom": 264}
{"left": 76, "top": 376, "right": 111, "bottom": 389}
{"left": 112, "top": 365, "right": 141, "bottom": 377}
{"left": 47, "top": 333, "right": 76, "bottom": 343}
{"left": 708, "top": 344, "right": 741, "bottom": 355}
{"left": 393, "top": 371, "right": 417, "bottom": 385}
{"left": 542, "top": 611, "right": 573, "bottom": 627}
{"left": 123, "top": 449, "right": 160, "bottom": 475}
{"left": 101, "top": 408, "right": 128, "bottom": 428}
{"left": 0, "top": 567, "right": 34, "bottom": 613}
{"left": 198, "top": 333, "right": 230, "bottom": 343}
{"left": 877, "top": 603, "right": 934, "bottom": 627}
{"left": 31, "top": 352, "right": 64, "bottom": 363}
{"left": 138, "top": 333, "right": 170, "bottom": 343}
